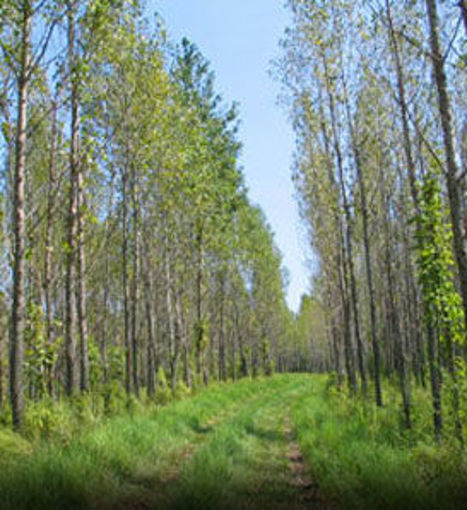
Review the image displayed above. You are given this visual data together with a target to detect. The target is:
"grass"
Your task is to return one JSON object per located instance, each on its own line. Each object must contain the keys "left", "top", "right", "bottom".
{"left": 291, "top": 375, "right": 467, "bottom": 510}
{"left": 0, "top": 378, "right": 265, "bottom": 510}
{"left": 0, "top": 374, "right": 466, "bottom": 509}
{"left": 165, "top": 376, "right": 301, "bottom": 509}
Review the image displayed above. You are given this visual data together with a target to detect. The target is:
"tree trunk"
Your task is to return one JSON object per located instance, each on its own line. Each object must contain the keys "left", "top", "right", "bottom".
{"left": 427, "top": 321, "right": 443, "bottom": 441}
{"left": 323, "top": 66, "right": 366, "bottom": 392}
{"left": 445, "top": 332, "right": 463, "bottom": 443}
{"left": 218, "top": 275, "right": 226, "bottom": 381}
{"left": 230, "top": 328, "right": 237, "bottom": 381}
{"left": 234, "top": 305, "right": 248, "bottom": 377}
{"left": 383, "top": 179, "right": 412, "bottom": 428}
{"left": 346, "top": 98, "right": 382, "bottom": 405}
{"left": 130, "top": 167, "right": 139, "bottom": 396}
{"left": 425, "top": 0, "right": 467, "bottom": 335}
{"left": 318, "top": 94, "right": 356, "bottom": 392}
{"left": 10, "top": 0, "right": 31, "bottom": 428}
{"left": 143, "top": 245, "right": 156, "bottom": 398}
{"left": 122, "top": 168, "right": 131, "bottom": 396}
{"left": 44, "top": 93, "right": 59, "bottom": 397}
{"left": 326, "top": 286, "right": 343, "bottom": 387}
{"left": 101, "top": 239, "right": 110, "bottom": 385}
{"left": 195, "top": 223, "right": 207, "bottom": 384}
{"left": 173, "top": 292, "right": 185, "bottom": 393}
{"left": 65, "top": 0, "right": 80, "bottom": 396}
{"left": 77, "top": 160, "right": 89, "bottom": 392}
{"left": 322, "top": 56, "right": 366, "bottom": 392}
{"left": 165, "top": 251, "right": 177, "bottom": 395}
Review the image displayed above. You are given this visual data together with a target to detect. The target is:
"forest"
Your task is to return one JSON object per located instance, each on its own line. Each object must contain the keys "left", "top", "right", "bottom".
{"left": 1, "top": 0, "right": 467, "bottom": 509}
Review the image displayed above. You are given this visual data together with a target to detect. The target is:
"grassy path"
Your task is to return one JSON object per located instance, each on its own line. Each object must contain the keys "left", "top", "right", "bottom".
{"left": 157, "top": 377, "right": 312, "bottom": 509}
{"left": 2, "top": 374, "right": 466, "bottom": 510}
{"left": 0, "top": 375, "right": 322, "bottom": 510}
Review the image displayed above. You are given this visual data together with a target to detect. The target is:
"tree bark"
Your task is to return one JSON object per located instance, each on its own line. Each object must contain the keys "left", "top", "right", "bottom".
{"left": 425, "top": 0, "right": 467, "bottom": 335}
{"left": 218, "top": 274, "right": 226, "bottom": 381}
{"left": 65, "top": 0, "right": 80, "bottom": 396}
{"left": 122, "top": 167, "right": 131, "bottom": 396}
{"left": 142, "top": 239, "right": 156, "bottom": 397}
{"left": 10, "top": 0, "right": 31, "bottom": 428}
{"left": 195, "top": 222, "right": 207, "bottom": 384}
{"left": 318, "top": 94, "right": 356, "bottom": 392}
{"left": 164, "top": 250, "right": 177, "bottom": 395}
{"left": 322, "top": 57, "right": 366, "bottom": 393}
{"left": 77, "top": 160, "right": 89, "bottom": 392}
{"left": 130, "top": 166, "right": 139, "bottom": 396}
{"left": 345, "top": 96, "right": 383, "bottom": 406}
{"left": 427, "top": 321, "right": 443, "bottom": 441}
{"left": 44, "top": 93, "right": 59, "bottom": 396}
{"left": 101, "top": 249, "right": 109, "bottom": 385}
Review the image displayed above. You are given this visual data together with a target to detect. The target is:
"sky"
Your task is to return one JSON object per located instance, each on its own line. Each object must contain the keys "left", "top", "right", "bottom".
{"left": 151, "top": 0, "right": 310, "bottom": 312}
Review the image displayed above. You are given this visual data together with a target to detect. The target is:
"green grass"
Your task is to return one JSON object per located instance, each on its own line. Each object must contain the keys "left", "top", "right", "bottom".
{"left": 1, "top": 374, "right": 466, "bottom": 510}
{"left": 0, "top": 379, "right": 265, "bottom": 510}
{"left": 291, "top": 375, "right": 467, "bottom": 510}
{"left": 165, "top": 376, "right": 301, "bottom": 509}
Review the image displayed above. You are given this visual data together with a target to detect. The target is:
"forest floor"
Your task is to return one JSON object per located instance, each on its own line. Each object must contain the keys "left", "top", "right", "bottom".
{"left": 1, "top": 374, "right": 467, "bottom": 510}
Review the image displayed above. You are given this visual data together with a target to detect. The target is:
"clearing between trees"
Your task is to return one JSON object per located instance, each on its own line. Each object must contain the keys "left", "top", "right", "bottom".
{"left": 1, "top": 374, "right": 466, "bottom": 510}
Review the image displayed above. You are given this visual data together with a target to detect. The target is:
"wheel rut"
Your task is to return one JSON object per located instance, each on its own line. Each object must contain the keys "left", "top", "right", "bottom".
{"left": 284, "top": 415, "right": 337, "bottom": 510}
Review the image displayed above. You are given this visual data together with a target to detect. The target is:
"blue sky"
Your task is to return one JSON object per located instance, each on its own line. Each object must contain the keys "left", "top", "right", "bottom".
{"left": 152, "top": 0, "right": 310, "bottom": 312}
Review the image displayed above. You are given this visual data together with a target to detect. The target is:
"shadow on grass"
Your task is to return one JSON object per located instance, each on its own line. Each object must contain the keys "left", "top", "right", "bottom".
{"left": 243, "top": 422, "right": 284, "bottom": 443}
{"left": 147, "top": 472, "right": 300, "bottom": 510}
{"left": 143, "top": 475, "right": 467, "bottom": 510}
{"left": 2, "top": 442, "right": 467, "bottom": 510}
{"left": 188, "top": 416, "right": 214, "bottom": 435}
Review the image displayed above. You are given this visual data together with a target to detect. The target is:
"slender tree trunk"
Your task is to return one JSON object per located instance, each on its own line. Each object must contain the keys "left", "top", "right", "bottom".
{"left": 218, "top": 275, "right": 226, "bottom": 381}
{"left": 65, "top": 0, "right": 80, "bottom": 396}
{"left": 445, "top": 332, "right": 463, "bottom": 443}
{"left": 142, "top": 241, "right": 156, "bottom": 398}
{"left": 101, "top": 246, "right": 110, "bottom": 385}
{"left": 231, "top": 328, "right": 237, "bottom": 381}
{"left": 385, "top": 0, "right": 420, "bottom": 209}
{"left": 100, "top": 174, "right": 114, "bottom": 387}
{"left": 164, "top": 250, "right": 177, "bottom": 395}
{"left": 77, "top": 161, "right": 89, "bottom": 391}
{"left": 44, "top": 94, "right": 59, "bottom": 396}
{"left": 427, "top": 321, "right": 443, "bottom": 441}
{"left": 318, "top": 94, "right": 356, "bottom": 392}
{"left": 345, "top": 97, "right": 382, "bottom": 406}
{"left": 130, "top": 167, "right": 139, "bottom": 396}
{"left": 322, "top": 57, "right": 367, "bottom": 393}
{"left": 386, "top": 0, "right": 432, "bottom": 429}
{"left": 10, "top": 0, "right": 31, "bottom": 428}
{"left": 183, "top": 341, "right": 191, "bottom": 388}
{"left": 340, "top": 245, "right": 357, "bottom": 392}
{"left": 195, "top": 223, "right": 207, "bottom": 384}
{"left": 327, "top": 287, "right": 343, "bottom": 387}
{"left": 122, "top": 168, "right": 131, "bottom": 396}
{"left": 426, "top": 0, "right": 467, "bottom": 335}
{"left": 234, "top": 305, "right": 248, "bottom": 377}
{"left": 381, "top": 167, "right": 412, "bottom": 428}
{"left": 173, "top": 292, "right": 185, "bottom": 393}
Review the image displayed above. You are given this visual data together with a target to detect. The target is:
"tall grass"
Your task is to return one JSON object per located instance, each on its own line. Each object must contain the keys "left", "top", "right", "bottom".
{"left": 291, "top": 375, "right": 467, "bottom": 510}
{"left": 1, "top": 374, "right": 466, "bottom": 510}
{"left": 0, "top": 378, "right": 265, "bottom": 510}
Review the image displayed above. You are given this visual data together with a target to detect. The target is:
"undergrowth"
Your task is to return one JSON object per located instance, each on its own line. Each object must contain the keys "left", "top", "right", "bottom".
{"left": 1, "top": 374, "right": 467, "bottom": 510}
{"left": 292, "top": 375, "right": 467, "bottom": 510}
{"left": 0, "top": 378, "right": 261, "bottom": 510}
